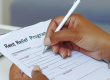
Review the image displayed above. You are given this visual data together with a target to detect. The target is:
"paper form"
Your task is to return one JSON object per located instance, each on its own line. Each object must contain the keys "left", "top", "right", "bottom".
{"left": 0, "top": 20, "right": 110, "bottom": 80}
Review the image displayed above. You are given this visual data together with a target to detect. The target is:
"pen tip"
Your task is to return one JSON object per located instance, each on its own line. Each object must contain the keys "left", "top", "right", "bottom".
{"left": 43, "top": 50, "right": 48, "bottom": 54}
{"left": 43, "top": 50, "right": 45, "bottom": 54}
{"left": 43, "top": 46, "right": 52, "bottom": 54}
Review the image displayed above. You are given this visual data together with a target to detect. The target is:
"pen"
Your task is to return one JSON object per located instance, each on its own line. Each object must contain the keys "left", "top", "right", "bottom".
{"left": 103, "top": 59, "right": 110, "bottom": 69}
{"left": 43, "top": 0, "right": 81, "bottom": 53}
{"left": 103, "top": 59, "right": 109, "bottom": 63}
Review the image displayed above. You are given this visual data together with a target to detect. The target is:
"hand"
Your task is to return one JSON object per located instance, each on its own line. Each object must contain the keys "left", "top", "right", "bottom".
{"left": 44, "top": 14, "right": 110, "bottom": 61}
{"left": 9, "top": 64, "right": 49, "bottom": 80}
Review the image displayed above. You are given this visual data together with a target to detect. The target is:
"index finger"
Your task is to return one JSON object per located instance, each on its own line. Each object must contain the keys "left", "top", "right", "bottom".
{"left": 44, "top": 15, "right": 71, "bottom": 39}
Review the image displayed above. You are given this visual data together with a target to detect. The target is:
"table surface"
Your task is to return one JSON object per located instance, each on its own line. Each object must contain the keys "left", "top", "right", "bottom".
{"left": 0, "top": 23, "right": 110, "bottom": 80}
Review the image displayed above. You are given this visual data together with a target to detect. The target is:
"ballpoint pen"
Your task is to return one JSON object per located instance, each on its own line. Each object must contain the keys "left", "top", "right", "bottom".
{"left": 43, "top": 0, "right": 81, "bottom": 53}
{"left": 103, "top": 59, "right": 110, "bottom": 69}
{"left": 103, "top": 59, "right": 109, "bottom": 63}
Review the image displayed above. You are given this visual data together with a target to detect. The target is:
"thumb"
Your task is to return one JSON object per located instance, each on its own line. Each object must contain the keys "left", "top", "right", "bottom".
{"left": 32, "top": 65, "right": 49, "bottom": 80}
{"left": 44, "top": 29, "right": 79, "bottom": 46}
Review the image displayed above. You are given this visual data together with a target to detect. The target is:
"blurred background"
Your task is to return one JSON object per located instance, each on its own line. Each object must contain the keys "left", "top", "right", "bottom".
{"left": 0, "top": 0, "right": 110, "bottom": 27}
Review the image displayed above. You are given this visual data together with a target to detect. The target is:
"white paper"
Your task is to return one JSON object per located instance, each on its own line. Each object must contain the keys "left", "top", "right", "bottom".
{"left": 0, "top": 20, "right": 110, "bottom": 80}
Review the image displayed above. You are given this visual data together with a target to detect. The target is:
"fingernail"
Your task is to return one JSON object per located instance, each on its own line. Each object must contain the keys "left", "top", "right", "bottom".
{"left": 44, "top": 38, "right": 51, "bottom": 46}
{"left": 61, "top": 53, "right": 64, "bottom": 58}
{"left": 68, "top": 53, "right": 70, "bottom": 57}
{"left": 52, "top": 47, "right": 56, "bottom": 54}
{"left": 33, "top": 65, "right": 41, "bottom": 71}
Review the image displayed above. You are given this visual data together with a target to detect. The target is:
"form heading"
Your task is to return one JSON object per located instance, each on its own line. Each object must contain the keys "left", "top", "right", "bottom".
{"left": 4, "top": 32, "right": 46, "bottom": 48}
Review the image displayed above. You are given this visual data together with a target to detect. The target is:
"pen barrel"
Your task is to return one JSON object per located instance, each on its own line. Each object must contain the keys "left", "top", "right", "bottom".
{"left": 55, "top": 0, "right": 81, "bottom": 32}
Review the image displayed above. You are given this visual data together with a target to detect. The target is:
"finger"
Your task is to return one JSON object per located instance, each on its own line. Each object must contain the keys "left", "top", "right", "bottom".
{"left": 51, "top": 44, "right": 59, "bottom": 54}
{"left": 66, "top": 47, "right": 71, "bottom": 57}
{"left": 58, "top": 42, "right": 68, "bottom": 58}
{"left": 44, "top": 28, "right": 82, "bottom": 46}
{"left": 68, "top": 14, "right": 82, "bottom": 29}
{"left": 72, "top": 43, "right": 79, "bottom": 51}
{"left": 63, "top": 42, "right": 72, "bottom": 57}
{"left": 45, "top": 15, "right": 71, "bottom": 39}
{"left": 51, "top": 26, "right": 67, "bottom": 54}
{"left": 64, "top": 41, "right": 73, "bottom": 51}
{"left": 32, "top": 65, "right": 48, "bottom": 80}
{"left": 31, "top": 65, "right": 42, "bottom": 78}
{"left": 61, "top": 26, "right": 68, "bottom": 30}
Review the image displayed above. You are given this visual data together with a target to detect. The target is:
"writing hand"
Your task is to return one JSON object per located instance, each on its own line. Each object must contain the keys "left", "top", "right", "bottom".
{"left": 44, "top": 14, "right": 110, "bottom": 61}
